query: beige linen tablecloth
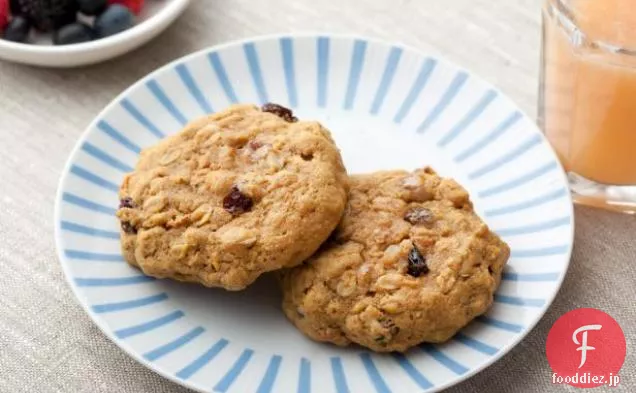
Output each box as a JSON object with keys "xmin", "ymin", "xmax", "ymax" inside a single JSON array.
[{"xmin": 0, "ymin": 0, "xmax": 633, "ymax": 392}]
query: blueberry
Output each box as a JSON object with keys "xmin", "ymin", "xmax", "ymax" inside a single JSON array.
[
  {"xmin": 77, "ymin": 0, "xmax": 107, "ymax": 16},
  {"xmin": 3, "ymin": 16, "xmax": 30, "ymax": 42},
  {"xmin": 94, "ymin": 4, "xmax": 134, "ymax": 38},
  {"xmin": 53, "ymin": 22, "xmax": 95, "ymax": 45}
]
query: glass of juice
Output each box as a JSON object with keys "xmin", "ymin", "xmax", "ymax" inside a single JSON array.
[{"xmin": 540, "ymin": 0, "xmax": 636, "ymax": 213}]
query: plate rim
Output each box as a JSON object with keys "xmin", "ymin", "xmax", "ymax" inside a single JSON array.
[{"xmin": 53, "ymin": 32, "xmax": 575, "ymax": 393}]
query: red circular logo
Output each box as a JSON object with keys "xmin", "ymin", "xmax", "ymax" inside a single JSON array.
[{"xmin": 546, "ymin": 308, "xmax": 626, "ymax": 388}]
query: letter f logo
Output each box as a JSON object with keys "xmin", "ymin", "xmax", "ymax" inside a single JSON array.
[{"xmin": 572, "ymin": 324, "xmax": 602, "ymax": 368}]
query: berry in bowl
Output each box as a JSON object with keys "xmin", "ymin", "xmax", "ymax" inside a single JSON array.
[{"xmin": 0, "ymin": 0, "xmax": 190, "ymax": 67}]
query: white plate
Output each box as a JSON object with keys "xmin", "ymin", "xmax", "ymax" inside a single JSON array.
[
  {"xmin": 0, "ymin": 0, "xmax": 190, "ymax": 67},
  {"xmin": 54, "ymin": 34, "xmax": 574, "ymax": 393}
]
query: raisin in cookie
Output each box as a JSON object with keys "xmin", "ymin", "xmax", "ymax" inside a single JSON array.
[
  {"xmin": 280, "ymin": 168, "xmax": 509, "ymax": 352},
  {"xmin": 117, "ymin": 104, "xmax": 348, "ymax": 290}
]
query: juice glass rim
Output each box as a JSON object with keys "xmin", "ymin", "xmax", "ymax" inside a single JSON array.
[{"xmin": 547, "ymin": 0, "xmax": 636, "ymax": 57}]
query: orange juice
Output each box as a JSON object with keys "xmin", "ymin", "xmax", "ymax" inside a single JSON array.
[{"xmin": 541, "ymin": 0, "xmax": 636, "ymax": 186}]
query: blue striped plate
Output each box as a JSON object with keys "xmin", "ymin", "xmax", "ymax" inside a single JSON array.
[{"xmin": 54, "ymin": 34, "xmax": 574, "ymax": 393}]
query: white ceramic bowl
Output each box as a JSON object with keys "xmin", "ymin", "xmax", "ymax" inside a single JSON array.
[{"xmin": 0, "ymin": 0, "xmax": 190, "ymax": 67}]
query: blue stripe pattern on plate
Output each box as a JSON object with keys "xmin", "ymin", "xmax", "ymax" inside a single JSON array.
[
  {"xmin": 485, "ymin": 188, "xmax": 567, "ymax": 216},
  {"xmin": 144, "ymin": 326, "xmax": 205, "ymax": 361},
  {"xmin": 330, "ymin": 357, "xmax": 350, "ymax": 393},
  {"xmin": 438, "ymin": 89, "xmax": 497, "ymax": 147},
  {"xmin": 147, "ymin": 80, "xmax": 188, "ymax": 125},
  {"xmin": 256, "ymin": 355, "xmax": 283, "ymax": 393},
  {"xmin": 344, "ymin": 40, "xmax": 367, "ymax": 110},
  {"xmin": 511, "ymin": 245, "xmax": 569, "ymax": 258},
  {"xmin": 62, "ymin": 192, "xmax": 116, "ymax": 215},
  {"xmin": 176, "ymin": 63, "xmax": 213, "ymax": 114},
  {"xmin": 244, "ymin": 43, "xmax": 268, "ymax": 104},
  {"xmin": 120, "ymin": 98, "xmax": 165, "ymax": 139},
  {"xmin": 75, "ymin": 276, "xmax": 155, "ymax": 287},
  {"xmin": 114, "ymin": 310, "xmax": 184, "ymax": 339},
  {"xmin": 477, "ymin": 316, "xmax": 524, "ymax": 333},
  {"xmin": 469, "ymin": 134, "xmax": 541, "ymax": 179},
  {"xmin": 502, "ymin": 272, "xmax": 560, "ymax": 282},
  {"xmin": 418, "ymin": 71, "xmax": 468, "ymax": 132},
  {"xmin": 454, "ymin": 111, "xmax": 522, "ymax": 162},
  {"xmin": 316, "ymin": 37, "xmax": 329, "ymax": 108},
  {"xmin": 61, "ymin": 221, "xmax": 119, "ymax": 239},
  {"xmin": 280, "ymin": 38, "xmax": 298, "ymax": 107},
  {"xmin": 92, "ymin": 293, "xmax": 168, "ymax": 313},
  {"xmin": 65, "ymin": 250, "xmax": 123, "ymax": 262},
  {"xmin": 495, "ymin": 295, "xmax": 546, "ymax": 308},
  {"xmin": 213, "ymin": 348, "xmax": 253, "ymax": 391},
  {"xmin": 370, "ymin": 47, "xmax": 402, "ymax": 115},
  {"xmin": 478, "ymin": 162, "xmax": 558, "ymax": 198},
  {"xmin": 176, "ymin": 339, "xmax": 229, "ymax": 381},
  {"xmin": 496, "ymin": 217, "xmax": 570, "ymax": 236},
  {"xmin": 208, "ymin": 52, "xmax": 238, "ymax": 104},
  {"xmin": 81, "ymin": 142, "xmax": 133, "ymax": 172},
  {"xmin": 70, "ymin": 165, "xmax": 118, "ymax": 192},
  {"xmin": 392, "ymin": 353, "xmax": 433, "ymax": 390},
  {"xmin": 394, "ymin": 58, "xmax": 436, "ymax": 123},
  {"xmin": 454, "ymin": 333, "xmax": 498, "ymax": 355},
  {"xmin": 360, "ymin": 353, "xmax": 392, "ymax": 393},
  {"xmin": 97, "ymin": 120, "xmax": 141, "ymax": 154},
  {"xmin": 421, "ymin": 345, "xmax": 468, "ymax": 375},
  {"xmin": 298, "ymin": 358, "xmax": 311, "ymax": 393}
]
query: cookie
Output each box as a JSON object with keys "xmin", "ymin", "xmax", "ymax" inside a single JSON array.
[
  {"xmin": 116, "ymin": 104, "xmax": 348, "ymax": 290},
  {"xmin": 280, "ymin": 168, "xmax": 509, "ymax": 352}
]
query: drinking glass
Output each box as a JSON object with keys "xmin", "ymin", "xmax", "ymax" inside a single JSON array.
[{"xmin": 539, "ymin": 0, "xmax": 636, "ymax": 213}]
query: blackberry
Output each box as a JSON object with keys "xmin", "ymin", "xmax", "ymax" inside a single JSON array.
[
  {"xmin": 9, "ymin": 0, "xmax": 21, "ymax": 14},
  {"xmin": 11, "ymin": 0, "xmax": 78, "ymax": 32},
  {"xmin": 77, "ymin": 0, "xmax": 106, "ymax": 16}
]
